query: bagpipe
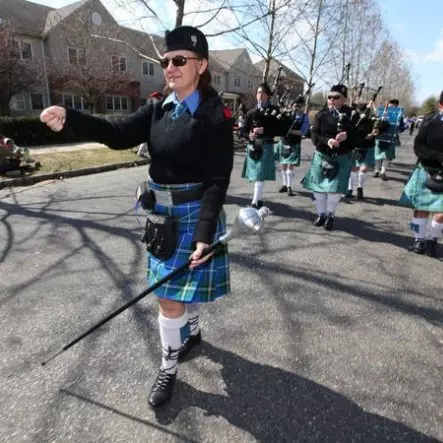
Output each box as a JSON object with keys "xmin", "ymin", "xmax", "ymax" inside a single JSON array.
[{"xmin": 373, "ymin": 102, "xmax": 404, "ymax": 144}]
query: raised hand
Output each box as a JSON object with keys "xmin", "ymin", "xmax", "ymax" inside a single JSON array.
[{"xmin": 40, "ymin": 106, "xmax": 67, "ymax": 132}]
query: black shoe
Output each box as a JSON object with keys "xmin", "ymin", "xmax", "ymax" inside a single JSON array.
[
  {"xmin": 287, "ymin": 187, "xmax": 294, "ymax": 196},
  {"xmin": 251, "ymin": 200, "xmax": 263, "ymax": 210},
  {"xmin": 380, "ymin": 172, "xmax": 388, "ymax": 181},
  {"xmin": 148, "ymin": 369, "xmax": 176, "ymax": 410},
  {"xmin": 409, "ymin": 239, "xmax": 426, "ymax": 255},
  {"xmin": 425, "ymin": 238, "xmax": 438, "ymax": 257},
  {"xmin": 278, "ymin": 185, "xmax": 287, "ymax": 193},
  {"xmin": 373, "ymin": 171, "xmax": 380, "ymax": 178},
  {"xmin": 324, "ymin": 213, "xmax": 335, "ymax": 231},
  {"xmin": 344, "ymin": 189, "xmax": 353, "ymax": 199},
  {"xmin": 178, "ymin": 331, "xmax": 202, "ymax": 362},
  {"xmin": 313, "ymin": 214, "xmax": 326, "ymax": 227},
  {"xmin": 356, "ymin": 187, "xmax": 364, "ymax": 200}
]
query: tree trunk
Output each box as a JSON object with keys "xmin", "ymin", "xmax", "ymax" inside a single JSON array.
[
  {"xmin": 0, "ymin": 98, "xmax": 11, "ymax": 117},
  {"xmin": 174, "ymin": 0, "xmax": 185, "ymax": 27}
]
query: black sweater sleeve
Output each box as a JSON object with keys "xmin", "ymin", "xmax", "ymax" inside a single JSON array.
[
  {"xmin": 311, "ymin": 111, "xmax": 332, "ymax": 154},
  {"xmin": 193, "ymin": 113, "xmax": 234, "ymax": 245},
  {"xmin": 63, "ymin": 102, "xmax": 154, "ymax": 149}
]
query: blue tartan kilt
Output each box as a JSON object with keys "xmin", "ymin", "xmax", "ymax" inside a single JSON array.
[
  {"xmin": 241, "ymin": 140, "xmax": 276, "ymax": 181},
  {"xmin": 354, "ymin": 146, "xmax": 375, "ymax": 168},
  {"xmin": 276, "ymin": 139, "xmax": 301, "ymax": 165},
  {"xmin": 146, "ymin": 180, "xmax": 230, "ymax": 303},
  {"xmin": 301, "ymin": 150, "xmax": 353, "ymax": 194},
  {"xmin": 398, "ymin": 163, "xmax": 443, "ymax": 212},
  {"xmin": 374, "ymin": 139, "xmax": 395, "ymax": 161}
]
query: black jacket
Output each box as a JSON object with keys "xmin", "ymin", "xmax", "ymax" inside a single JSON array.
[
  {"xmin": 414, "ymin": 112, "xmax": 443, "ymax": 170},
  {"xmin": 311, "ymin": 105, "xmax": 357, "ymax": 155},
  {"xmin": 62, "ymin": 87, "xmax": 234, "ymax": 245},
  {"xmin": 244, "ymin": 104, "xmax": 282, "ymax": 139}
]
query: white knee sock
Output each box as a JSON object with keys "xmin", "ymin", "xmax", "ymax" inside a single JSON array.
[
  {"xmin": 313, "ymin": 192, "xmax": 327, "ymax": 215},
  {"xmin": 186, "ymin": 302, "xmax": 200, "ymax": 336},
  {"xmin": 326, "ymin": 193, "xmax": 341, "ymax": 215},
  {"xmin": 428, "ymin": 219, "xmax": 443, "ymax": 239},
  {"xmin": 409, "ymin": 217, "xmax": 427, "ymax": 240},
  {"xmin": 158, "ymin": 311, "xmax": 188, "ymax": 374},
  {"xmin": 375, "ymin": 160, "xmax": 381, "ymax": 172},
  {"xmin": 358, "ymin": 171, "xmax": 367, "ymax": 188},
  {"xmin": 286, "ymin": 170, "xmax": 294, "ymax": 188},
  {"xmin": 381, "ymin": 159, "xmax": 389, "ymax": 174},
  {"xmin": 349, "ymin": 171, "xmax": 358, "ymax": 190},
  {"xmin": 252, "ymin": 181, "xmax": 264, "ymax": 205},
  {"xmin": 280, "ymin": 170, "xmax": 287, "ymax": 186}
]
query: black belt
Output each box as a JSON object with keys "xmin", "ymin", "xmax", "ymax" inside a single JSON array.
[{"xmin": 137, "ymin": 182, "xmax": 203, "ymax": 208}]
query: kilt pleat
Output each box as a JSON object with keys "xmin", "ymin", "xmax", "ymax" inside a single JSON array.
[
  {"xmin": 399, "ymin": 163, "xmax": 443, "ymax": 212},
  {"xmin": 275, "ymin": 139, "xmax": 301, "ymax": 165},
  {"xmin": 146, "ymin": 180, "xmax": 230, "ymax": 303},
  {"xmin": 241, "ymin": 140, "xmax": 276, "ymax": 181},
  {"xmin": 374, "ymin": 139, "xmax": 395, "ymax": 161},
  {"xmin": 301, "ymin": 150, "xmax": 353, "ymax": 194},
  {"xmin": 355, "ymin": 146, "xmax": 375, "ymax": 168}
]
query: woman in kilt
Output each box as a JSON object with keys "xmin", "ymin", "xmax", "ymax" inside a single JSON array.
[
  {"xmin": 345, "ymin": 103, "xmax": 377, "ymax": 200},
  {"xmin": 301, "ymin": 84, "xmax": 356, "ymax": 231},
  {"xmin": 241, "ymin": 83, "xmax": 280, "ymax": 208},
  {"xmin": 399, "ymin": 92, "xmax": 443, "ymax": 257},
  {"xmin": 40, "ymin": 26, "xmax": 234, "ymax": 409},
  {"xmin": 275, "ymin": 96, "xmax": 310, "ymax": 197}
]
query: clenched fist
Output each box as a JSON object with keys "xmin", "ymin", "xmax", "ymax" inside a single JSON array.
[{"xmin": 40, "ymin": 106, "xmax": 67, "ymax": 132}]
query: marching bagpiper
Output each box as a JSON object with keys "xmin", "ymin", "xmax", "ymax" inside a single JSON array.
[
  {"xmin": 373, "ymin": 99, "xmax": 405, "ymax": 180},
  {"xmin": 275, "ymin": 96, "xmax": 310, "ymax": 196},
  {"xmin": 346, "ymin": 102, "xmax": 377, "ymax": 200},
  {"xmin": 241, "ymin": 83, "xmax": 281, "ymax": 208},
  {"xmin": 399, "ymin": 91, "xmax": 443, "ymax": 258},
  {"xmin": 301, "ymin": 84, "xmax": 357, "ymax": 230}
]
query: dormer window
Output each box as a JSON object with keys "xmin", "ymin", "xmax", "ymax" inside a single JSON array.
[{"xmin": 92, "ymin": 12, "xmax": 102, "ymax": 26}]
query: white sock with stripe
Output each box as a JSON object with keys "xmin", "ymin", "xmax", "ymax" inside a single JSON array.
[
  {"xmin": 381, "ymin": 159, "xmax": 389, "ymax": 174},
  {"xmin": 286, "ymin": 170, "xmax": 294, "ymax": 188},
  {"xmin": 252, "ymin": 181, "xmax": 264, "ymax": 205},
  {"xmin": 326, "ymin": 193, "xmax": 341, "ymax": 216},
  {"xmin": 358, "ymin": 171, "xmax": 367, "ymax": 188},
  {"xmin": 349, "ymin": 171, "xmax": 357, "ymax": 190},
  {"xmin": 409, "ymin": 217, "xmax": 427, "ymax": 240},
  {"xmin": 281, "ymin": 170, "xmax": 287, "ymax": 186},
  {"xmin": 158, "ymin": 311, "xmax": 188, "ymax": 374},
  {"xmin": 313, "ymin": 192, "xmax": 327, "ymax": 215},
  {"xmin": 428, "ymin": 219, "xmax": 443, "ymax": 239}
]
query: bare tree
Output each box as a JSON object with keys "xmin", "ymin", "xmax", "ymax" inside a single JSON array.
[
  {"xmin": 47, "ymin": 10, "xmax": 138, "ymax": 113},
  {"xmin": 0, "ymin": 23, "xmax": 42, "ymax": 116}
]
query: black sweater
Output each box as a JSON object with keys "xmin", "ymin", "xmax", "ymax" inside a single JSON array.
[
  {"xmin": 62, "ymin": 87, "xmax": 234, "ymax": 245},
  {"xmin": 413, "ymin": 112, "xmax": 443, "ymax": 170},
  {"xmin": 311, "ymin": 105, "xmax": 357, "ymax": 155}
]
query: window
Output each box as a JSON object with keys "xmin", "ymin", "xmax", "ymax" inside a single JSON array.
[
  {"xmin": 31, "ymin": 93, "xmax": 43, "ymax": 110},
  {"xmin": 112, "ymin": 56, "xmax": 127, "ymax": 72},
  {"xmin": 248, "ymin": 80, "xmax": 252, "ymax": 89},
  {"xmin": 63, "ymin": 94, "xmax": 84, "ymax": 110},
  {"xmin": 68, "ymin": 48, "xmax": 78, "ymax": 64},
  {"xmin": 214, "ymin": 75, "xmax": 221, "ymax": 85},
  {"xmin": 10, "ymin": 95, "xmax": 25, "ymax": 111},
  {"xmin": 234, "ymin": 77, "xmax": 240, "ymax": 87},
  {"xmin": 106, "ymin": 96, "xmax": 129, "ymax": 112},
  {"xmin": 91, "ymin": 12, "xmax": 102, "ymax": 26},
  {"xmin": 13, "ymin": 40, "xmax": 32, "ymax": 60},
  {"xmin": 142, "ymin": 61, "xmax": 155, "ymax": 76}
]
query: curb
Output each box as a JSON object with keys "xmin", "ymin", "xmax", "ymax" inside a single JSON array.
[{"xmin": 0, "ymin": 158, "xmax": 150, "ymax": 190}]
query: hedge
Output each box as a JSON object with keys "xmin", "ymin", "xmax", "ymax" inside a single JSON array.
[{"xmin": 0, "ymin": 114, "xmax": 126, "ymax": 147}]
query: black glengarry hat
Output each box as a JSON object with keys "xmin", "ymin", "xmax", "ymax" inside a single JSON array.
[
  {"xmin": 164, "ymin": 26, "xmax": 209, "ymax": 59},
  {"xmin": 330, "ymin": 84, "xmax": 348, "ymax": 98},
  {"xmin": 439, "ymin": 90, "xmax": 443, "ymax": 104}
]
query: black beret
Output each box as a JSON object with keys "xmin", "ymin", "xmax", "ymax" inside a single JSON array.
[
  {"xmin": 330, "ymin": 84, "xmax": 348, "ymax": 98},
  {"xmin": 439, "ymin": 91, "xmax": 443, "ymax": 104},
  {"xmin": 164, "ymin": 26, "xmax": 208, "ymax": 59},
  {"xmin": 389, "ymin": 99, "xmax": 399, "ymax": 106}
]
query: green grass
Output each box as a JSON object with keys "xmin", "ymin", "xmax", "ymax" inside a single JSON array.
[{"xmin": 29, "ymin": 148, "xmax": 143, "ymax": 175}]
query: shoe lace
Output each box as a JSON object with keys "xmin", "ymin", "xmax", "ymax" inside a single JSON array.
[{"xmin": 153, "ymin": 369, "xmax": 175, "ymax": 392}]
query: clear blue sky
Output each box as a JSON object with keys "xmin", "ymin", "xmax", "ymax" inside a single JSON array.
[
  {"xmin": 30, "ymin": 0, "xmax": 443, "ymax": 104},
  {"xmin": 379, "ymin": 0, "xmax": 443, "ymax": 103}
]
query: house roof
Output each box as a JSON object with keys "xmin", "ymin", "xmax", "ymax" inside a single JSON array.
[
  {"xmin": 44, "ymin": 0, "xmax": 91, "ymax": 35},
  {"xmin": 0, "ymin": 0, "xmax": 51, "ymax": 37},
  {"xmin": 119, "ymin": 26, "xmax": 164, "ymax": 59},
  {"xmin": 210, "ymin": 48, "xmax": 245, "ymax": 71},
  {"xmin": 254, "ymin": 58, "xmax": 304, "ymax": 83}
]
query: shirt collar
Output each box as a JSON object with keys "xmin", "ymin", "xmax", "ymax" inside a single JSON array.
[{"xmin": 162, "ymin": 90, "xmax": 200, "ymax": 115}]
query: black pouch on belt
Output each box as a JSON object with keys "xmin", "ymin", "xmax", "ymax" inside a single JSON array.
[
  {"xmin": 321, "ymin": 159, "xmax": 339, "ymax": 180},
  {"xmin": 141, "ymin": 213, "xmax": 177, "ymax": 261}
]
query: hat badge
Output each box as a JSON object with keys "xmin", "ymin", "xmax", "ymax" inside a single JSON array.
[{"xmin": 191, "ymin": 35, "xmax": 197, "ymax": 47}]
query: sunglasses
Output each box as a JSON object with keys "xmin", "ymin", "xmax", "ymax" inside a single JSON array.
[
  {"xmin": 159, "ymin": 55, "xmax": 201, "ymax": 69},
  {"xmin": 328, "ymin": 95, "xmax": 342, "ymax": 100}
]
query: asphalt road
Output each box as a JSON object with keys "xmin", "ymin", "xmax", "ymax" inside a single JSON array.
[{"xmin": 1, "ymin": 134, "xmax": 442, "ymax": 442}]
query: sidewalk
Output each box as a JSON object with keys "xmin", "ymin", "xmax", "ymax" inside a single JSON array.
[{"xmin": 0, "ymin": 142, "xmax": 150, "ymax": 190}]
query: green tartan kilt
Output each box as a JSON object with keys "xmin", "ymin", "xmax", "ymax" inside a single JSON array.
[
  {"xmin": 374, "ymin": 139, "xmax": 395, "ymax": 161},
  {"xmin": 301, "ymin": 150, "xmax": 353, "ymax": 194},
  {"xmin": 276, "ymin": 139, "xmax": 301, "ymax": 165},
  {"xmin": 146, "ymin": 181, "xmax": 230, "ymax": 303},
  {"xmin": 354, "ymin": 146, "xmax": 375, "ymax": 168},
  {"xmin": 241, "ymin": 140, "xmax": 276, "ymax": 181},
  {"xmin": 398, "ymin": 163, "xmax": 443, "ymax": 212}
]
